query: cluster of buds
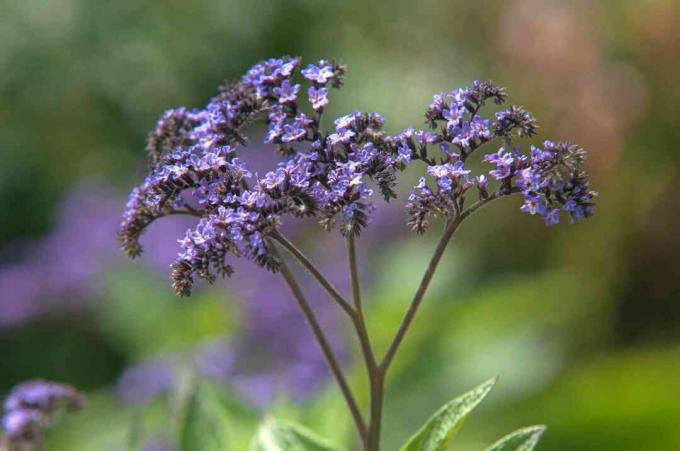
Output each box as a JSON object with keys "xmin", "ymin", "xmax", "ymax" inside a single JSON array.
[{"xmin": 119, "ymin": 56, "xmax": 596, "ymax": 296}]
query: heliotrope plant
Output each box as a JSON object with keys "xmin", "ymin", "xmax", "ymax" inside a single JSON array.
[{"xmin": 117, "ymin": 56, "xmax": 596, "ymax": 450}]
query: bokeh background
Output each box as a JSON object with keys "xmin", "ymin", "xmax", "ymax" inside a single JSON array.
[{"xmin": 1, "ymin": 0, "xmax": 679, "ymax": 449}]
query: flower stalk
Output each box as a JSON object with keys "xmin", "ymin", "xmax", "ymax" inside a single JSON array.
[{"xmin": 268, "ymin": 240, "xmax": 368, "ymax": 442}]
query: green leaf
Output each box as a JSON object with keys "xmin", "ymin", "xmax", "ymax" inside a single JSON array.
[
  {"xmin": 251, "ymin": 417, "xmax": 342, "ymax": 451},
  {"xmin": 180, "ymin": 384, "xmax": 230, "ymax": 451},
  {"xmin": 485, "ymin": 425, "xmax": 546, "ymax": 451},
  {"xmin": 399, "ymin": 377, "xmax": 498, "ymax": 451},
  {"xmin": 180, "ymin": 383, "xmax": 259, "ymax": 451}
]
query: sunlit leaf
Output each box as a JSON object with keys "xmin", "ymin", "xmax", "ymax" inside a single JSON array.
[
  {"xmin": 485, "ymin": 425, "xmax": 546, "ymax": 451},
  {"xmin": 251, "ymin": 417, "xmax": 342, "ymax": 451},
  {"xmin": 399, "ymin": 377, "xmax": 497, "ymax": 451}
]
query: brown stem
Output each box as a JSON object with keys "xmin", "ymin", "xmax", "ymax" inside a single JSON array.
[
  {"xmin": 366, "ymin": 368, "xmax": 384, "ymax": 451},
  {"xmin": 268, "ymin": 241, "xmax": 367, "ymax": 444},
  {"xmin": 347, "ymin": 235, "xmax": 383, "ymax": 451},
  {"xmin": 346, "ymin": 235, "xmax": 378, "ymax": 371},
  {"xmin": 272, "ymin": 231, "xmax": 380, "ymax": 448},
  {"xmin": 380, "ymin": 187, "xmax": 520, "ymax": 372},
  {"xmin": 271, "ymin": 232, "xmax": 356, "ymax": 318},
  {"xmin": 270, "ymin": 187, "xmax": 519, "ymax": 449},
  {"xmin": 380, "ymin": 218, "xmax": 461, "ymax": 372}
]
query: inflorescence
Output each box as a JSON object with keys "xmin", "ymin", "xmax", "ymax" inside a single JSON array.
[
  {"xmin": 2, "ymin": 380, "xmax": 84, "ymax": 445},
  {"xmin": 119, "ymin": 56, "xmax": 596, "ymax": 296}
]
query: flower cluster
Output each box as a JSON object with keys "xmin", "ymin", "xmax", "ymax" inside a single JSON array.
[
  {"xmin": 120, "ymin": 56, "xmax": 596, "ymax": 295},
  {"xmin": 407, "ymin": 81, "xmax": 596, "ymax": 232},
  {"xmin": 2, "ymin": 380, "xmax": 83, "ymax": 445},
  {"xmin": 486, "ymin": 141, "xmax": 595, "ymax": 225}
]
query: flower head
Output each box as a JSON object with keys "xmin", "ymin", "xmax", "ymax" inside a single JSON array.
[{"xmin": 120, "ymin": 57, "xmax": 595, "ymax": 296}]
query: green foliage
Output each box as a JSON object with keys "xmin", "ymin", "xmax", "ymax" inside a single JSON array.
[
  {"xmin": 485, "ymin": 426, "xmax": 546, "ymax": 451},
  {"xmin": 399, "ymin": 377, "xmax": 497, "ymax": 451},
  {"xmin": 251, "ymin": 417, "xmax": 342, "ymax": 451},
  {"xmin": 180, "ymin": 382, "xmax": 259, "ymax": 451}
]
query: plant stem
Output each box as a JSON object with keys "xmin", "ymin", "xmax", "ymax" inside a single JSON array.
[
  {"xmin": 346, "ymin": 235, "xmax": 378, "ymax": 372},
  {"xmin": 271, "ymin": 232, "xmax": 356, "ymax": 318},
  {"xmin": 380, "ymin": 217, "xmax": 462, "ymax": 372},
  {"xmin": 268, "ymin": 240, "xmax": 367, "ymax": 444},
  {"xmin": 272, "ymin": 188, "xmax": 518, "ymax": 449},
  {"xmin": 366, "ymin": 369, "xmax": 384, "ymax": 451},
  {"xmin": 380, "ymin": 187, "xmax": 519, "ymax": 373},
  {"xmin": 460, "ymin": 187, "xmax": 521, "ymax": 220},
  {"xmin": 347, "ymin": 235, "xmax": 383, "ymax": 451},
  {"xmin": 272, "ymin": 231, "xmax": 381, "ymax": 449}
]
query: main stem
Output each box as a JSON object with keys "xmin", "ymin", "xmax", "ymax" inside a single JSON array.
[
  {"xmin": 268, "ymin": 241, "xmax": 367, "ymax": 443},
  {"xmin": 347, "ymin": 236, "xmax": 383, "ymax": 451}
]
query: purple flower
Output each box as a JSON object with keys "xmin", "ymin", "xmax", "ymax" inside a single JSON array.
[
  {"xmin": 301, "ymin": 61, "xmax": 335, "ymax": 85},
  {"xmin": 450, "ymin": 117, "xmax": 492, "ymax": 148},
  {"xmin": 143, "ymin": 437, "xmax": 177, "ymax": 451},
  {"xmin": 334, "ymin": 112, "xmax": 360, "ymax": 131},
  {"xmin": 414, "ymin": 130, "xmax": 437, "ymax": 146},
  {"xmin": 543, "ymin": 207, "xmax": 561, "ymax": 226},
  {"xmin": 265, "ymin": 121, "xmax": 284, "ymax": 143},
  {"xmin": 308, "ymin": 86, "xmax": 328, "ymax": 111},
  {"xmin": 447, "ymin": 87, "xmax": 471, "ymax": 106},
  {"xmin": 2, "ymin": 410, "xmax": 40, "ymax": 437},
  {"xmin": 426, "ymin": 161, "xmax": 470, "ymax": 193},
  {"xmin": 327, "ymin": 129, "xmax": 356, "ymax": 146},
  {"xmin": 426, "ymin": 93, "xmax": 447, "ymax": 122},
  {"xmin": 484, "ymin": 148, "xmax": 515, "ymax": 180},
  {"xmin": 242, "ymin": 57, "xmax": 300, "ymax": 94},
  {"xmin": 1, "ymin": 380, "xmax": 84, "ymax": 442},
  {"xmin": 396, "ymin": 144, "xmax": 412, "ymax": 164},
  {"xmin": 117, "ymin": 358, "xmax": 177, "ymax": 405},
  {"xmin": 516, "ymin": 168, "xmax": 544, "ymax": 192},
  {"xmin": 520, "ymin": 194, "xmax": 545, "ymax": 215},
  {"xmin": 281, "ymin": 123, "xmax": 307, "ymax": 142},
  {"xmin": 562, "ymin": 196, "xmax": 578, "ymax": 212},
  {"xmin": 272, "ymin": 80, "xmax": 300, "ymax": 103}
]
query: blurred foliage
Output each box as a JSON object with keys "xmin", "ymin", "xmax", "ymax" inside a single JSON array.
[{"xmin": 1, "ymin": 0, "xmax": 680, "ymax": 449}]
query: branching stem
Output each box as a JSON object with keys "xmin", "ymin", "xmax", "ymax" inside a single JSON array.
[
  {"xmin": 380, "ymin": 217, "xmax": 462, "ymax": 372},
  {"xmin": 271, "ymin": 232, "xmax": 356, "ymax": 317},
  {"xmin": 270, "ymin": 188, "xmax": 519, "ymax": 450},
  {"xmin": 268, "ymin": 240, "xmax": 367, "ymax": 443},
  {"xmin": 380, "ymin": 187, "xmax": 519, "ymax": 372}
]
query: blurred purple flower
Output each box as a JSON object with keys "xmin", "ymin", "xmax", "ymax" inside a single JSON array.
[
  {"xmin": 143, "ymin": 437, "xmax": 177, "ymax": 451},
  {"xmin": 0, "ymin": 183, "xmax": 120, "ymax": 327},
  {"xmin": 117, "ymin": 357, "xmax": 178, "ymax": 406},
  {"xmin": 0, "ymin": 181, "xmax": 193, "ymax": 328},
  {"xmin": 1, "ymin": 379, "xmax": 83, "ymax": 443}
]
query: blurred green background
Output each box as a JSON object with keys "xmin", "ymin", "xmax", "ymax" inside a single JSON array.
[{"xmin": 1, "ymin": 0, "xmax": 679, "ymax": 449}]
